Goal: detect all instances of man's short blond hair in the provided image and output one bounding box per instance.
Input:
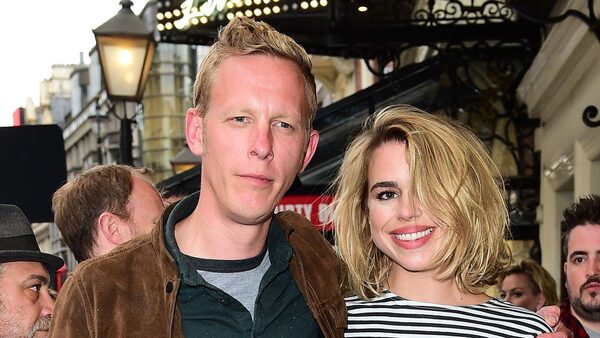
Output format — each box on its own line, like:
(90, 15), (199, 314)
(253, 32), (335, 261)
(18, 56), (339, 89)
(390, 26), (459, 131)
(192, 17), (317, 136)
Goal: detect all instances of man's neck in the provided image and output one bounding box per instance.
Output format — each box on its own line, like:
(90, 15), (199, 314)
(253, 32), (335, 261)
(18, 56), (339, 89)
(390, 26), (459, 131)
(573, 308), (600, 334)
(174, 198), (271, 260)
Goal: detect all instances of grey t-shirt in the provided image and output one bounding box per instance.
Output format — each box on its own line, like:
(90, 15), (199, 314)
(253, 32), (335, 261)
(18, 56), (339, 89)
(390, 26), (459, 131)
(585, 326), (600, 338)
(185, 248), (270, 319)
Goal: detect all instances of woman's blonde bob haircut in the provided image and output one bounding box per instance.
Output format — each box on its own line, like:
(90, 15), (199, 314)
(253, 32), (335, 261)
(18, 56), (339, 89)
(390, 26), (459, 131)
(192, 17), (317, 136)
(333, 105), (511, 300)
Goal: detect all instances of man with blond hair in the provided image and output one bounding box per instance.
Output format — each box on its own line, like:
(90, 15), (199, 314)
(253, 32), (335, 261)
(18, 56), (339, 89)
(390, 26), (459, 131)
(52, 164), (164, 262)
(50, 18), (345, 337)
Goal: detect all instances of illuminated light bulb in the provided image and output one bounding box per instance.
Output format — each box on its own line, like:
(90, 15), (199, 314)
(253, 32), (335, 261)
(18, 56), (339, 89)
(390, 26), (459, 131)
(273, 5), (280, 13)
(310, 0), (317, 7)
(165, 11), (173, 18)
(319, 0), (327, 6)
(165, 22), (173, 30)
(227, 12), (235, 19)
(245, 9), (253, 16)
(200, 16), (208, 24)
(264, 0), (270, 3)
(245, 0), (252, 6)
(300, 2), (309, 9)
(254, 0), (261, 4)
(236, 11), (244, 17)
(191, 7), (198, 12)
(357, 5), (367, 12)
(157, 23), (165, 31)
(263, 7), (271, 14)
(254, 8), (261, 15)
(191, 17), (199, 25)
(156, 12), (164, 20)
(226, 1), (233, 8)
(173, 9), (181, 16)
(291, 3), (297, 10)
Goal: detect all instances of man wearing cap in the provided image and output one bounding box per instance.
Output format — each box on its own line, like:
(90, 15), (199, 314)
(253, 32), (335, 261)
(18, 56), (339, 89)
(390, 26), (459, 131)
(0, 204), (64, 338)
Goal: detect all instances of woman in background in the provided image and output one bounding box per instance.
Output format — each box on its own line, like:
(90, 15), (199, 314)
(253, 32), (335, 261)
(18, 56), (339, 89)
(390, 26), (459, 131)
(333, 105), (553, 337)
(499, 259), (559, 311)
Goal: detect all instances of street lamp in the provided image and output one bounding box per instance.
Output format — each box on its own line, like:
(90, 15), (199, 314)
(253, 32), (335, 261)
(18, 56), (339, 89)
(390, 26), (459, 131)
(93, 0), (155, 165)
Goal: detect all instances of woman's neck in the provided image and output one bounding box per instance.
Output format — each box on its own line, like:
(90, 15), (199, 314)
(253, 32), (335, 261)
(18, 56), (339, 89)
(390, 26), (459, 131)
(386, 266), (490, 306)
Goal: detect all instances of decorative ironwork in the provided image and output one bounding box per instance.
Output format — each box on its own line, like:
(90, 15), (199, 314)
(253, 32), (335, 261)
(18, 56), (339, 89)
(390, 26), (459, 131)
(413, 0), (514, 26)
(583, 105), (600, 128)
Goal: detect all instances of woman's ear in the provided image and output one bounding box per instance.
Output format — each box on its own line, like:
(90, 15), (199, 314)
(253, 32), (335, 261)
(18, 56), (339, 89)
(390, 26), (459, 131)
(535, 293), (547, 311)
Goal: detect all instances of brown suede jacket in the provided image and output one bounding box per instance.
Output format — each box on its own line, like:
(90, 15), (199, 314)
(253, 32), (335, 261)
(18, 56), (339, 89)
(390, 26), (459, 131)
(49, 208), (347, 338)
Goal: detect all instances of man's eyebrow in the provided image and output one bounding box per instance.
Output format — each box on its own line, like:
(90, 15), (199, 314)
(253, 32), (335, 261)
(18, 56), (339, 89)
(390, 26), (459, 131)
(370, 181), (397, 192)
(569, 251), (589, 259)
(23, 274), (49, 286)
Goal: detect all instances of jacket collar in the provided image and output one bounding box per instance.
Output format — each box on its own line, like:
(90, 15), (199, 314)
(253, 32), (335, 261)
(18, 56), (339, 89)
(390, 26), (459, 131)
(160, 192), (293, 286)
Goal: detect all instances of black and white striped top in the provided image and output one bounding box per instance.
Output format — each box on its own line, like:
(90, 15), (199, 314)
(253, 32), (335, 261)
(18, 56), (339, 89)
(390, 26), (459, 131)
(345, 291), (553, 337)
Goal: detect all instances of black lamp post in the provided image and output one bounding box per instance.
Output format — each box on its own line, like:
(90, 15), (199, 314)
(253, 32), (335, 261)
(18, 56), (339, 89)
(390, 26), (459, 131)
(93, 0), (155, 165)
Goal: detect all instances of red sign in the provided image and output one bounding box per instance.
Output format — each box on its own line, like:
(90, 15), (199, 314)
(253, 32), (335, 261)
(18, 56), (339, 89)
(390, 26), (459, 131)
(12, 107), (23, 126)
(276, 194), (333, 230)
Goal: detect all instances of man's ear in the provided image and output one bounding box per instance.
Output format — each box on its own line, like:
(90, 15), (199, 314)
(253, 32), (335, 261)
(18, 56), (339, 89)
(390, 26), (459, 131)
(97, 211), (123, 245)
(299, 130), (319, 173)
(185, 108), (204, 156)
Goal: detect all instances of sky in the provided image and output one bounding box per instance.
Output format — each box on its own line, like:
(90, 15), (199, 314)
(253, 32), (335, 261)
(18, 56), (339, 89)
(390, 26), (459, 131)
(0, 0), (149, 126)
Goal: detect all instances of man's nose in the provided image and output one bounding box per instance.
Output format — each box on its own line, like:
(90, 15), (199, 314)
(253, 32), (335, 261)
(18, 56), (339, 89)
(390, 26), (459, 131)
(586, 257), (600, 277)
(40, 289), (55, 317)
(250, 126), (273, 160)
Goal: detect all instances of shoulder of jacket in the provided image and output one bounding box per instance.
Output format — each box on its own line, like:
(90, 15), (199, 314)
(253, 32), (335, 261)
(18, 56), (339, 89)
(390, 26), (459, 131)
(70, 234), (155, 278)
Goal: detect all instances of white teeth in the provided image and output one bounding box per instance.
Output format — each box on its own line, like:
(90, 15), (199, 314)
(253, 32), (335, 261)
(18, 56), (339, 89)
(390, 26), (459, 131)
(394, 228), (433, 241)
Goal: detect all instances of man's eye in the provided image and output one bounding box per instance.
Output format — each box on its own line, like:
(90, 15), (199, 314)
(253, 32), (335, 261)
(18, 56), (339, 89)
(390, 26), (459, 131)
(376, 191), (397, 201)
(514, 292), (523, 297)
(276, 121), (292, 129)
(233, 116), (248, 123)
(574, 257), (585, 264)
(29, 284), (41, 293)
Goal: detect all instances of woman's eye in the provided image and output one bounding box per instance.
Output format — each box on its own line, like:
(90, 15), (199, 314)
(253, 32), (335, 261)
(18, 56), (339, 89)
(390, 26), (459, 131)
(376, 191), (397, 200)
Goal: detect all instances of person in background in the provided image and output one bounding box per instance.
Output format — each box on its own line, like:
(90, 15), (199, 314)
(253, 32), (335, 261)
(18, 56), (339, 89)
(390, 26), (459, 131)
(52, 164), (164, 262)
(499, 259), (559, 311)
(49, 17), (345, 337)
(0, 204), (64, 338)
(560, 194), (600, 338)
(333, 105), (553, 337)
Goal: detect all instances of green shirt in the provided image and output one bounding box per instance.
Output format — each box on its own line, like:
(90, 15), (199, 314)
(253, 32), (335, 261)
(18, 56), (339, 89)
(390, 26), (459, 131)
(164, 192), (322, 338)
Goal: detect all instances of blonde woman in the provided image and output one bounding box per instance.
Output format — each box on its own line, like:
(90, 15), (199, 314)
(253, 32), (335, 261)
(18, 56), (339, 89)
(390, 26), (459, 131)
(333, 105), (553, 337)
(499, 260), (559, 311)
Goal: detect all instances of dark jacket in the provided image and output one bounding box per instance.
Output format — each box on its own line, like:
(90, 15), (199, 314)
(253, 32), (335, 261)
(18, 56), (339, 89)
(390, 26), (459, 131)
(49, 208), (346, 338)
